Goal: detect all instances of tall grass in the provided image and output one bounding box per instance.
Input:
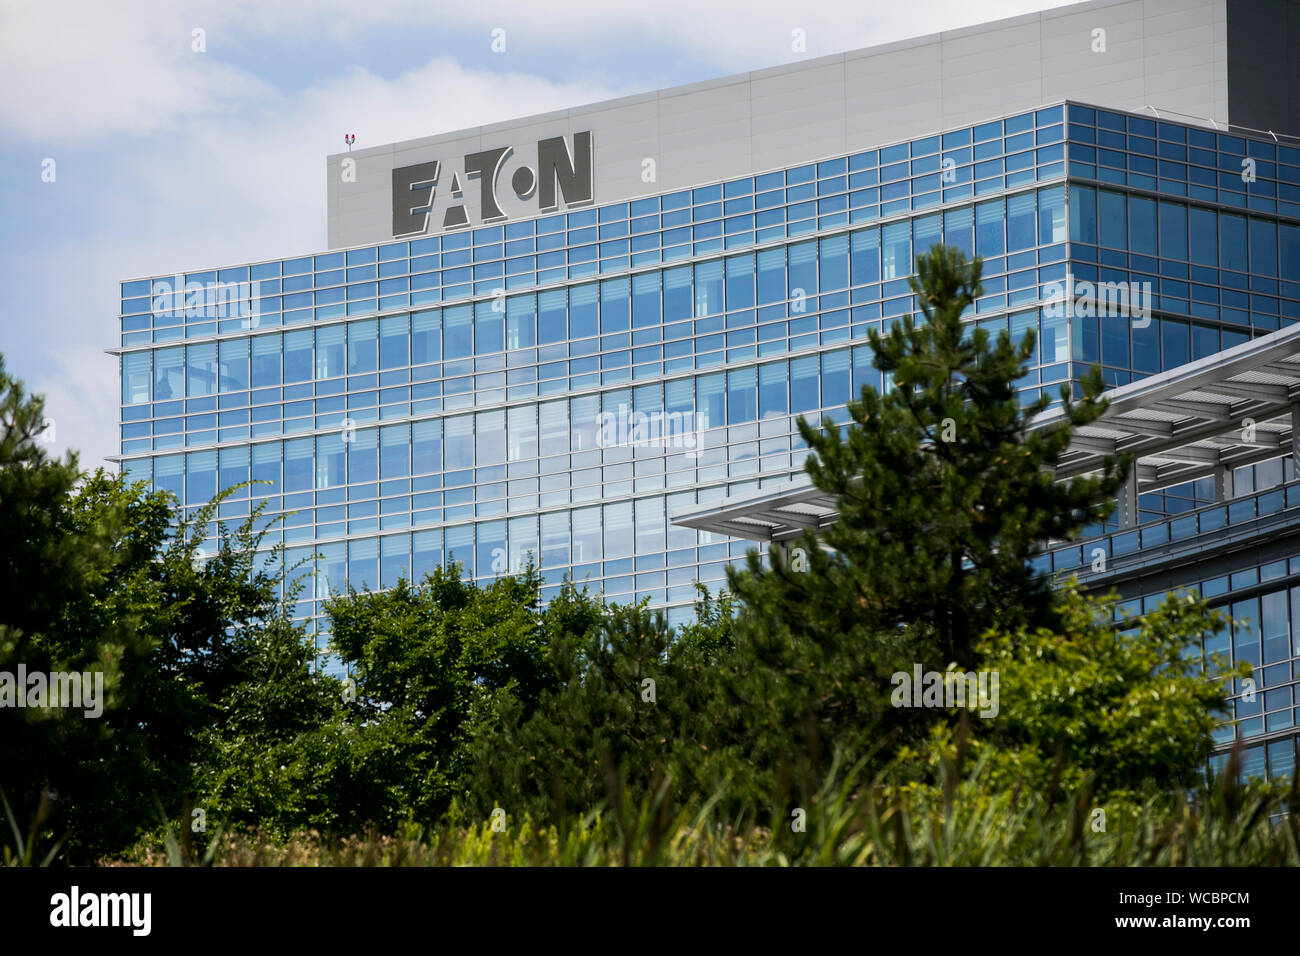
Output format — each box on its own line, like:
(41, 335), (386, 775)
(105, 748), (1300, 867)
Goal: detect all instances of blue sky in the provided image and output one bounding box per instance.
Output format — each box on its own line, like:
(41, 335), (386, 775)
(0, 0), (1079, 468)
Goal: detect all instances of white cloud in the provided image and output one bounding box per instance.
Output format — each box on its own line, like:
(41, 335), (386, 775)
(1, 0), (1087, 145)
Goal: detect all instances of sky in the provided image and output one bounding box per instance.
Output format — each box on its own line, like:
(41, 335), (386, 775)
(0, 0), (1083, 470)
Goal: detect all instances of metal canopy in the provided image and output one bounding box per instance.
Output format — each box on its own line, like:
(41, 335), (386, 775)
(672, 322), (1300, 543)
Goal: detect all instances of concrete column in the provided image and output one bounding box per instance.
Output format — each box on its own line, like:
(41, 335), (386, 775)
(1116, 467), (1139, 528)
(1291, 404), (1300, 475)
(1214, 463), (1234, 502)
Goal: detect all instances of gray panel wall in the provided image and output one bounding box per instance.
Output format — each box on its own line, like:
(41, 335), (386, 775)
(327, 0), (1233, 249)
(1226, 0), (1300, 136)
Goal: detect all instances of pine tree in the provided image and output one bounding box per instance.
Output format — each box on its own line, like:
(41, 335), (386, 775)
(715, 245), (1128, 796)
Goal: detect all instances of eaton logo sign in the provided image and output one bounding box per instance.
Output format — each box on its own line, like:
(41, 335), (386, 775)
(392, 130), (593, 237)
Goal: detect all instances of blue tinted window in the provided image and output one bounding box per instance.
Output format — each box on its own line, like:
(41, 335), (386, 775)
(882, 222), (911, 279)
(756, 248), (785, 304)
(632, 273), (661, 327)
(569, 283), (598, 338)
(1128, 196), (1157, 256)
(726, 367), (756, 423)
(975, 201), (1004, 257)
(1006, 192), (1036, 251)
(1097, 190), (1126, 249)
(538, 290), (566, 344)
(474, 301), (504, 354)
(758, 362), (786, 418)
(725, 254), (755, 308)
(1069, 185), (1096, 244)
(851, 228), (881, 283)
(1158, 201), (1187, 260)
(790, 355), (819, 412)
(444, 304), (472, 359)
(1281, 224), (1300, 280)
(1189, 207), (1217, 265)
(944, 208), (973, 259)
(1220, 213), (1247, 271)
(1249, 218), (1277, 276)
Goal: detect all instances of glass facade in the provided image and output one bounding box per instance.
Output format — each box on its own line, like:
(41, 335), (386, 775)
(116, 98), (1300, 771)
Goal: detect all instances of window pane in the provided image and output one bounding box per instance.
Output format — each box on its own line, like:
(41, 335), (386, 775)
(570, 283), (598, 338)
(380, 423), (409, 478)
(1189, 207), (1217, 265)
(1250, 218), (1277, 277)
(316, 432), (345, 488)
(603, 501), (633, 559)
(507, 404), (537, 462)
(791, 355), (819, 412)
(538, 289), (566, 343)
(821, 349), (850, 406)
(882, 221), (912, 278)
(787, 241), (816, 297)
(1037, 185), (1065, 245)
(759, 361), (786, 418)
(635, 497), (664, 554)
(411, 309), (440, 364)
(1097, 190), (1125, 249)
(974, 200), (1003, 257)
(153, 346), (184, 400)
(756, 248), (785, 303)
(474, 299), (503, 354)
(572, 505), (601, 564)
(540, 510), (569, 569)
(944, 208), (973, 259)
(444, 304), (472, 359)
(1128, 195), (1157, 256)
(725, 253), (755, 308)
(218, 339), (247, 393)
(693, 261), (723, 317)
(444, 414), (474, 470)
(348, 319), (377, 374)
(632, 272), (661, 327)
(476, 409), (504, 465)
(820, 235), (848, 291)
(283, 330), (312, 384)
(1158, 201), (1187, 260)
(1220, 213), (1247, 272)
(379, 314), (409, 369)
(851, 227), (881, 283)
(186, 343), (217, 396)
(316, 325), (345, 378)
(696, 372), (724, 429)
(1069, 184), (1096, 244)
(347, 426), (377, 484)
(284, 436), (313, 491)
(1006, 192), (1036, 251)
(726, 367), (756, 424)
(508, 514), (538, 572)
(506, 294), (536, 350)
(413, 419), (441, 474)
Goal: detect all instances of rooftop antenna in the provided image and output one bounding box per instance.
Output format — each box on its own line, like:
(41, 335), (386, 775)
(344, 134), (355, 151)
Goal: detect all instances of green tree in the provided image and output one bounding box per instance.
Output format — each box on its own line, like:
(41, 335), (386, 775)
(468, 592), (730, 824)
(0, 352), (311, 859)
(914, 584), (1247, 799)
(324, 563), (566, 826)
(712, 245), (1129, 800)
